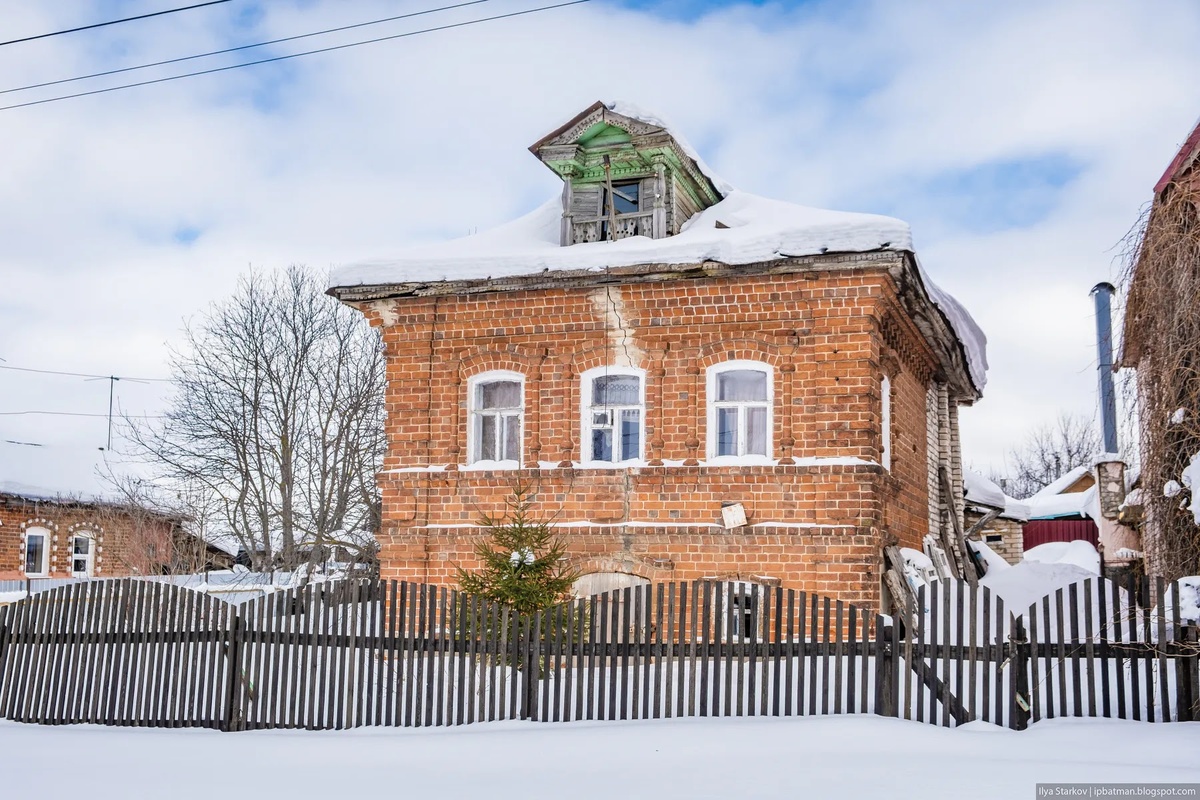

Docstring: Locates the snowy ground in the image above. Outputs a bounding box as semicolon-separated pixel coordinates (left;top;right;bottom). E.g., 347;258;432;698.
3;716;1197;799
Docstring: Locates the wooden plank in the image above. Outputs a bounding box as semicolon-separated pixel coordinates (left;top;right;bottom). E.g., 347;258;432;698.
691;582;700;719
1126;573;1140;721
722;583;734;717
1141;577;1154;722
466;592;480;726
833;599;845;715
821;595;832;716
358;581;374;728
1040;594;1053;719
925;583;936;723
657;582;667;719
1068;583;1082;717
405;583;420;726
807;592;818;716
586;595;598;721
994;597;1005;727
600;591;612;720
628;585;640;720
770;588;782;716
1110;578;1126;720
954;581;965;722
1097;576;1111;719
845;603;856;714
901;589;913;721
1083;579;1097;718
1054;588;1068;719
784;589;795;717
660;583;671;720
943;581;954;727
698;582;710;717
1028;601;1041;723
1156;576;1170;720
759;585;771;717
642;585;654;720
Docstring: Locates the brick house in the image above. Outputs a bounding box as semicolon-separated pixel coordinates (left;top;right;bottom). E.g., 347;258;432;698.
328;101;985;609
0;483;230;581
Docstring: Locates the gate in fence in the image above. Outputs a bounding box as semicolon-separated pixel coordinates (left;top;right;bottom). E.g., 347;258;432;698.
0;576;1196;731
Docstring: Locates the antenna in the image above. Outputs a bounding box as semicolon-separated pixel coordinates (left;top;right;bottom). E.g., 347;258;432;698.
84;375;149;450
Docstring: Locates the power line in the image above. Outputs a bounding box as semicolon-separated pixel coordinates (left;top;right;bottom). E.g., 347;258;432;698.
1;0;494;97
0;411;165;418
0;0;591;113
0;364;172;382
0;1;232;48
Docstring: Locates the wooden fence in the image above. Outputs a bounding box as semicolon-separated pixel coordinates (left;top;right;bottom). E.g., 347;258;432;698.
0;576;1195;731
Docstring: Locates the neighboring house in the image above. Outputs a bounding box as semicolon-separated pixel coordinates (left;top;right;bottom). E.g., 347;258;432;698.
0;482;232;581
1120;114;1200;580
328;101;986;610
1021;460;1141;576
962;470;1029;565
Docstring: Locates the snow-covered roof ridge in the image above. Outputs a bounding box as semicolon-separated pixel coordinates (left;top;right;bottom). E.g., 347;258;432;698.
333;190;912;284
602;100;733;197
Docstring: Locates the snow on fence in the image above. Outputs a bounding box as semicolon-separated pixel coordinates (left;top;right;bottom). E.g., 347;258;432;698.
0;578;1195;732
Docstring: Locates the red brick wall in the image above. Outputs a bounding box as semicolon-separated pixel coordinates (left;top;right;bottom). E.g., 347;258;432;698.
0;496;175;581
357;261;943;610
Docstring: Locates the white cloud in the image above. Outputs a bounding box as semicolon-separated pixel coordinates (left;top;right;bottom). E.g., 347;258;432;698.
1;0;1198;491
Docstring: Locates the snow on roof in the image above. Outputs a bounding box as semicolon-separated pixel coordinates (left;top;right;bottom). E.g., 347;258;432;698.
1022;464;1105;520
963;469;1029;521
330;103;987;394
0;479;112;506
1028;465;1092;501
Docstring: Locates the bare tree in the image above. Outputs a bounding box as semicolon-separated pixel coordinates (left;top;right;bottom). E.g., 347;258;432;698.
126;266;384;573
999;413;1103;499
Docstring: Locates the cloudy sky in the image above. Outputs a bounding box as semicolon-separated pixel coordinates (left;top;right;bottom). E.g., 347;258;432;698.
2;0;1199;496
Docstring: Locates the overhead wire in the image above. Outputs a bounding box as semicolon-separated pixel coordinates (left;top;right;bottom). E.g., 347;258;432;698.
0;0;494;97
0;364;172;382
0;0;592;113
0;1;231;48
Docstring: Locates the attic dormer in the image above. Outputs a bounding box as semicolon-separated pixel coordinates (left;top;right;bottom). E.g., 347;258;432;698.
530;101;725;246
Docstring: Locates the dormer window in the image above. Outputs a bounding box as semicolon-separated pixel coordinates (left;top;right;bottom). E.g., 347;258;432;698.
531;102;725;246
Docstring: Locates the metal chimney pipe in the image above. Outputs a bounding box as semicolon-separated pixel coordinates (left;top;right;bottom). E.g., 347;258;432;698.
1091;282;1119;454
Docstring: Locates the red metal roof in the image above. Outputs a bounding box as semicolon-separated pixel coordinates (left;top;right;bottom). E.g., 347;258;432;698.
1154;115;1200;195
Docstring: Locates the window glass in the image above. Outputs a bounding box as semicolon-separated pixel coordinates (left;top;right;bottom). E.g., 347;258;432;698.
717;370;767;402
619;409;640;460
605;181;640;215
478;380;520;409
502;415;521;462
746;406;768;455
717;407;738;456
24;533;46;574
593;374;639;406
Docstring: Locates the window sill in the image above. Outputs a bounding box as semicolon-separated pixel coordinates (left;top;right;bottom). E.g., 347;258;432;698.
460;460;522;471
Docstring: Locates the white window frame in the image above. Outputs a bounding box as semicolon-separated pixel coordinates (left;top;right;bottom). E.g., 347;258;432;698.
467;370;525;467
580;366;646;464
70;531;96;578
881;373;892;471
706;360;773;462
23;526;50;577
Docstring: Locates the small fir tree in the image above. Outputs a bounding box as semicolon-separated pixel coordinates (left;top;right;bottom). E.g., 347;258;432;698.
457;486;577;615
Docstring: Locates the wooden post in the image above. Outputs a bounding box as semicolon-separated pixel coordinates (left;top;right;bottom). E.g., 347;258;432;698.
222;611;244;732
875;620;896;717
1179;625;1198;723
1009;616;1030;731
